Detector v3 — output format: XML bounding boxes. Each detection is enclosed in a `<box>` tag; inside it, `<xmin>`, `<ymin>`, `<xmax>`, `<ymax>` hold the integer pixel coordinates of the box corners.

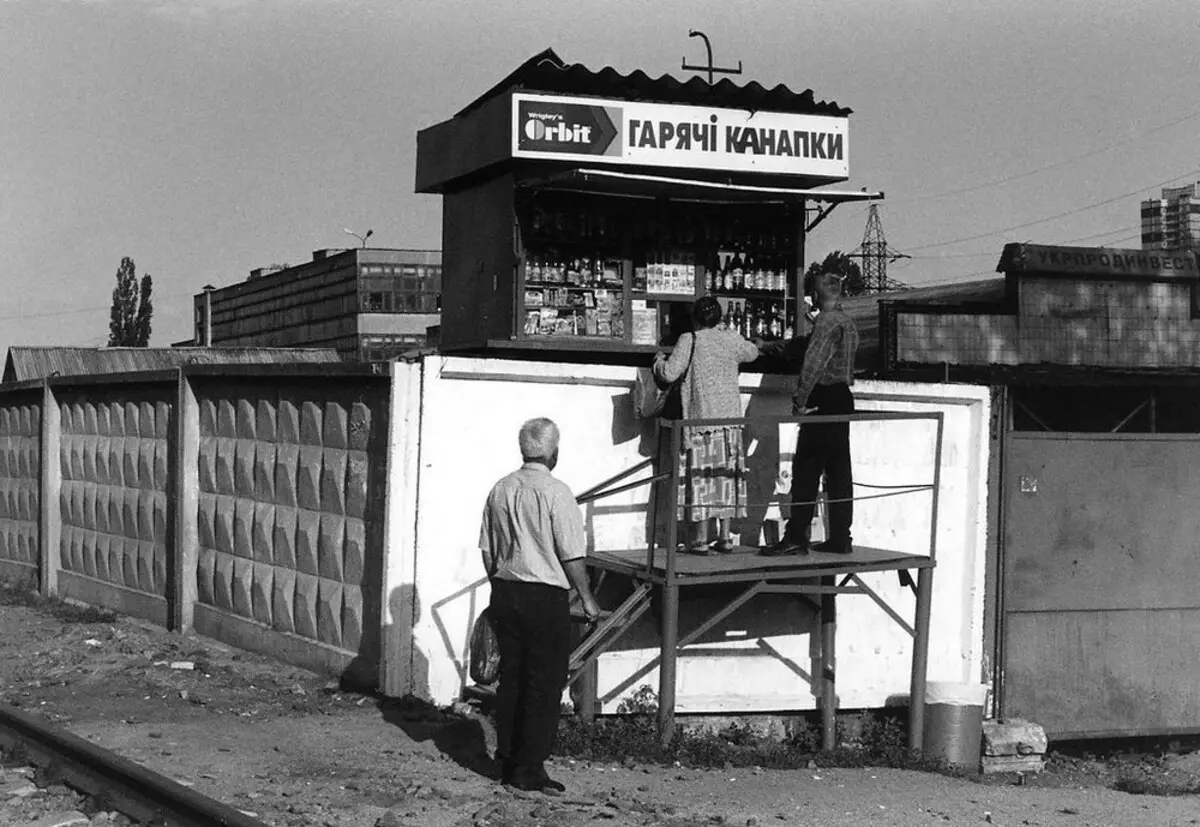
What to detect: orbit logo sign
<box><xmin>515</xmin><ymin>98</ymin><xmax>621</xmax><ymax>157</ymax></box>
<box><xmin>511</xmin><ymin>92</ymin><xmax>850</xmax><ymax>180</ymax></box>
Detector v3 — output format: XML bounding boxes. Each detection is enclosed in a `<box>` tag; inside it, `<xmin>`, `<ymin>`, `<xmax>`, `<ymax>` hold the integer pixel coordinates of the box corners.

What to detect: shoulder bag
<box><xmin>634</xmin><ymin>332</ymin><xmax>696</xmax><ymax>420</ymax></box>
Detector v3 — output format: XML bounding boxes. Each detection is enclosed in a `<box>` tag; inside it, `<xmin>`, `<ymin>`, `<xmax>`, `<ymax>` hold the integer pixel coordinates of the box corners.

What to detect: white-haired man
<box><xmin>479</xmin><ymin>417</ymin><xmax>601</xmax><ymax>793</ymax></box>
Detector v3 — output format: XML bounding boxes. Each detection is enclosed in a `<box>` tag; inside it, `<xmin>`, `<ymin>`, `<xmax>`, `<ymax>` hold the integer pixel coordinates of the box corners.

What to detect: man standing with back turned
<box><xmin>761</xmin><ymin>271</ymin><xmax>860</xmax><ymax>556</ymax></box>
<box><xmin>479</xmin><ymin>417</ymin><xmax>602</xmax><ymax>793</ymax></box>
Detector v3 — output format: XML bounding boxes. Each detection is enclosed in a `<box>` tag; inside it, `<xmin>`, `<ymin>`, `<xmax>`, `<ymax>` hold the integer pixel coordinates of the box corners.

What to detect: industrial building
<box><xmin>186</xmin><ymin>248</ymin><xmax>441</xmax><ymax>361</ymax></box>
<box><xmin>1141</xmin><ymin>182</ymin><xmax>1200</xmax><ymax>253</ymax></box>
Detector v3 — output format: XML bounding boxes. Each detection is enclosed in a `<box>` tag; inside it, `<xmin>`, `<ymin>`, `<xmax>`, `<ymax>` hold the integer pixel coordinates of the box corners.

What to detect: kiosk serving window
<box><xmin>516</xmin><ymin>189</ymin><xmax>800</xmax><ymax>346</ymax></box>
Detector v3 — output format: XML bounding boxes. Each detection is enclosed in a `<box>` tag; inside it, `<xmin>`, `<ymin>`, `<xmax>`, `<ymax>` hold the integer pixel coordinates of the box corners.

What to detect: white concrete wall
<box><xmin>383</xmin><ymin>356</ymin><xmax>990</xmax><ymax>713</ymax></box>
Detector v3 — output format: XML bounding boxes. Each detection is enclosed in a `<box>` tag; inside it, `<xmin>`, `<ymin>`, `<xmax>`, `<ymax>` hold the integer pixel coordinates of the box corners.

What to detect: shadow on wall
<box><xmin>378</xmin><ymin>583</ymin><xmax>495</xmax><ymax>779</ymax></box>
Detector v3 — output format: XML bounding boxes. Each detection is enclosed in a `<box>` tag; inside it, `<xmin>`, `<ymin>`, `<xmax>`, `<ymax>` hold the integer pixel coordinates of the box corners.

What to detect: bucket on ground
<box><xmin>922</xmin><ymin>681</ymin><xmax>988</xmax><ymax>769</ymax></box>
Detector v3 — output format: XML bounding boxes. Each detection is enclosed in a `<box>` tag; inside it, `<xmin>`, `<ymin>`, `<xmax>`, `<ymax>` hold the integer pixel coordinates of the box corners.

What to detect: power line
<box><xmin>904</xmin><ymin>168</ymin><xmax>1200</xmax><ymax>253</ymax></box>
<box><xmin>892</xmin><ymin>106</ymin><xmax>1200</xmax><ymax>205</ymax></box>
<box><xmin>0</xmin><ymin>291</ymin><xmax>193</xmax><ymax>324</ymax></box>
<box><xmin>1063</xmin><ymin>225</ymin><xmax>1142</xmax><ymax>245</ymax></box>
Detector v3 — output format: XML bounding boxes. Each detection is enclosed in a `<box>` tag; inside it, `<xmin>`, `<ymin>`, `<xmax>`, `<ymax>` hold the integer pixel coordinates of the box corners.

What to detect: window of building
<box><xmin>358</xmin><ymin>263</ymin><xmax>443</xmax><ymax>314</ymax></box>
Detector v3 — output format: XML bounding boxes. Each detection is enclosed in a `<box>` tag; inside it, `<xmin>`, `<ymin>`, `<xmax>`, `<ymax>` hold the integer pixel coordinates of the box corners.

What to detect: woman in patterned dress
<box><xmin>653</xmin><ymin>296</ymin><xmax>759</xmax><ymax>554</ymax></box>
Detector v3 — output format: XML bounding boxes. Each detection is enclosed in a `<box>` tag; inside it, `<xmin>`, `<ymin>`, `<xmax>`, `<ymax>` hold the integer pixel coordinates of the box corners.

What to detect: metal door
<box><xmin>1002</xmin><ymin>432</ymin><xmax>1200</xmax><ymax>738</ymax></box>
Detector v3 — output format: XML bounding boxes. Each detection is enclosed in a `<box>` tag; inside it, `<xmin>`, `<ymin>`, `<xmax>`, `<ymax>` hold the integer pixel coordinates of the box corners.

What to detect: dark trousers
<box><xmin>784</xmin><ymin>383</ymin><xmax>854</xmax><ymax>544</ymax></box>
<box><xmin>489</xmin><ymin>578</ymin><xmax>571</xmax><ymax>778</ymax></box>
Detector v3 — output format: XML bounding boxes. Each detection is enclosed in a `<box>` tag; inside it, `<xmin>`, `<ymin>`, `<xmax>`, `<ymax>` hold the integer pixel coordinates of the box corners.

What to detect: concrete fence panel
<box><xmin>189</xmin><ymin>375</ymin><xmax>390</xmax><ymax>686</ymax></box>
<box><xmin>0</xmin><ymin>395</ymin><xmax>41</xmax><ymax>591</ymax></box>
<box><xmin>55</xmin><ymin>386</ymin><xmax>173</xmax><ymax>625</ymax></box>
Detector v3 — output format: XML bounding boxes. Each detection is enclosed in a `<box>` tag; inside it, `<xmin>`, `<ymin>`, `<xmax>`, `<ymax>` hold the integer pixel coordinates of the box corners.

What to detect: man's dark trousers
<box><xmin>783</xmin><ymin>383</ymin><xmax>854</xmax><ymax>545</ymax></box>
<box><xmin>489</xmin><ymin>578</ymin><xmax>571</xmax><ymax>781</ymax></box>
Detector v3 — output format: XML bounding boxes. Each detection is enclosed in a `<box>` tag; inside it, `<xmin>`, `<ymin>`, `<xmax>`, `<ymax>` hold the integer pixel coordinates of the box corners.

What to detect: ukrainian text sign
<box><xmin>1006</xmin><ymin>244</ymin><xmax>1198</xmax><ymax>280</ymax></box>
<box><xmin>512</xmin><ymin>92</ymin><xmax>849</xmax><ymax>180</ymax></box>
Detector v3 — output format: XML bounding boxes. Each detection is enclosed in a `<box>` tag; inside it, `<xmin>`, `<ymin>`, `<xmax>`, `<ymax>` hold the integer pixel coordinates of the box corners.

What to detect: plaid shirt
<box><xmin>793</xmin><ymin>306</ymin><xmax>858</xmax><ymax>412</ymax></box>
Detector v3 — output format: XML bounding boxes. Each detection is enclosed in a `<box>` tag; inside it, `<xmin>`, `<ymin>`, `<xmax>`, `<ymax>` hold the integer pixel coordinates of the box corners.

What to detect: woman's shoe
<box><xmin>688</xmin><ymin>542</ymin><xmax>713</xmax><ymax>556</ymax></box>
<box><xmin>713</xmin><ymin>538</ymin><xmax>736</xmax><ymax>554</ymax></box>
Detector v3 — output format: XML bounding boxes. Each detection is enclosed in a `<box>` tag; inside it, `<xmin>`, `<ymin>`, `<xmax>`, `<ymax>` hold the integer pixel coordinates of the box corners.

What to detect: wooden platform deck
<box><xmin>589</xmin><ymin>544</ymin><xmax>933</xmax><ymax>584</ymax></box>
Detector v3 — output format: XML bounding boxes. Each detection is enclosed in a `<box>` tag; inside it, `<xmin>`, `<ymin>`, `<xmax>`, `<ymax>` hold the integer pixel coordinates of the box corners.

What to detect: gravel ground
<box><xmin>1</xmin><ymin>587</ymin><xmax>1199</xmax><ymax>827</ymax></box>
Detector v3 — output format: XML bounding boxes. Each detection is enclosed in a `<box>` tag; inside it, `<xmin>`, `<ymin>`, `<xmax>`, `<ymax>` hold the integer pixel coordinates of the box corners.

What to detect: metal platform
<box><xmin>589</xmin><ymin>544</ymin><xmax>933</xmax><ymax>583</ymax></box>
<box><xmin>569</xmin><ymin>411</ymin><xmax>944</xmax><ymax>752</ymax></box>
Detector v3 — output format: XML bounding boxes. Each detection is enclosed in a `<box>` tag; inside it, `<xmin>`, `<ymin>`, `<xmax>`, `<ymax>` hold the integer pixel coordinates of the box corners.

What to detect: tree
<box><xmin>804</xmin><ymin>251</ymin><xmax>867</xmax><ymax>298</ymax></box>
<box><xmin>108</xmin><ymin>257</ymin><xmax>153</xmax><ymax>347</ymax></box>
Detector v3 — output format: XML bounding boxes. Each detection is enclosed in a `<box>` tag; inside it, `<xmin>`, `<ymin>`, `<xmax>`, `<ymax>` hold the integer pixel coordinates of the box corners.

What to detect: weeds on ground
<box><xmin>0</xmin><ymin>585</ymin><xmax>117</xmax><ymax>624</ymax></box>
<box><xmin>1111</xmin><ymin>773</ymin><xmax>1200</xmax><ymax>796</ymax></box>
<box><xmin>556</xmin><ymin>685</ymin><xmax>966</xmax><ymax>778</ymax></box>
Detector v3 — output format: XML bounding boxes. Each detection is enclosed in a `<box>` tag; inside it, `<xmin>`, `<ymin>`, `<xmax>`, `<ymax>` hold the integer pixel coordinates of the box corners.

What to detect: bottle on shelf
<box><xmin>528</xmin><ymin>253</ymin><xmax>543</xmax><ymax>284</ymax></box>
<box><xmin>706</xmin><ymin>251</ymin><xmax>718</xmax><ymax>294</ymax></box>
<box><xmin>731</xmin><ymin>251</ymin><xmax>745</xmax><ymax>294</ymax></box>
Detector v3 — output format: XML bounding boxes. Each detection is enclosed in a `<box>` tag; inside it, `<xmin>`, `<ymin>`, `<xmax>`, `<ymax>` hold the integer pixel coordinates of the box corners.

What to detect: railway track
<box><xmin>0</xmin><ymin>703</ymin><xmax>267</xmax><ymax>827</ymax></box>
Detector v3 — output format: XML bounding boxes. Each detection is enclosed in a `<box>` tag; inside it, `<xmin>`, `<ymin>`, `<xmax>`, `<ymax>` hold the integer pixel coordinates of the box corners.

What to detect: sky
<box><xmin>3</xmin><ymin>0</ymin><xmax>1199</xmax><ymax>355</ymax></box>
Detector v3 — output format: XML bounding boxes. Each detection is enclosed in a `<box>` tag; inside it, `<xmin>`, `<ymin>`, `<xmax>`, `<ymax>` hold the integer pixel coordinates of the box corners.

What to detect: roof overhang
<box><xmin>519</xmin><ymin>168</ymin><xmax>881</xmax><ymax>205</ymax></box>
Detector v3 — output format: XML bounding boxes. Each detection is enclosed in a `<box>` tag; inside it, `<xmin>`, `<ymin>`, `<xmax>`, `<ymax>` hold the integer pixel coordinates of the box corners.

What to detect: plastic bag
<box><xmin>468</xmin><ymin>608</ymin><xmax>500</xmax><ymax>685</ymax></box>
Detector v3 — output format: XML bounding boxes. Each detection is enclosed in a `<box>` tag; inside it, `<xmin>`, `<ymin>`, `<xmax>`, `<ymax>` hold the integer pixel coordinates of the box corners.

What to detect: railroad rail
<box><xmin>0</xmin><ymin>703</ymin><xmax>266</xmax><ymax>827</ymax></box>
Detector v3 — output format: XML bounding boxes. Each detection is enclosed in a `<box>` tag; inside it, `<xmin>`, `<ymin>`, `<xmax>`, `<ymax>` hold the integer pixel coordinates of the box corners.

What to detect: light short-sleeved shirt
<box><xmin>478</xmin><ymin>462</ymin><xmax>586</xmax><ymax>589</ymax></box>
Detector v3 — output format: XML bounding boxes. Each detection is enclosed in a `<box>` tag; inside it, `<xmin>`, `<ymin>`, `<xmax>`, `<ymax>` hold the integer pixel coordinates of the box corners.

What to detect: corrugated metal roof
<box><xmin>458</xmin><ymin>48</ymin><xmax>851</xmax><ymax>119</ymax></box>
<box><xmin>3</xmin><ymin>346</ymin><xmax>342</xmax><ymax>383</ymax></box>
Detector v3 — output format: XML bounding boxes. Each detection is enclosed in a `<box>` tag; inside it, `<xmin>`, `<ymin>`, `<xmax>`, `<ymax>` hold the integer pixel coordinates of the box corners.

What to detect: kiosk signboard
<box><xmin>512</xmin><ymin>92</ymin><xmax>850</xmax><ymax>180</ymax></box>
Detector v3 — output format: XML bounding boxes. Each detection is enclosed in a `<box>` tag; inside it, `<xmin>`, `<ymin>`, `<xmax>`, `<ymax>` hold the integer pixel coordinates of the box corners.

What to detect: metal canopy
<box><xmin>524</xmin><ymin>167</ymin><xmax>883</xmax><ymax>205</ymax></box>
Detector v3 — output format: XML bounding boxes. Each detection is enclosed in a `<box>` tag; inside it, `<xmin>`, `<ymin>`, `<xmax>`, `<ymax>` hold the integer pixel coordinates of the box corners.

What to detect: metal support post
<box><xmin>658</xmin><ymin>580</ymin><xmax>680</xmax><ymax>748</ymax></box>
<box><xmin>658</xmin><ymin>424</ymin><xmax>682</xmax><ymax>748</ymax></box>
<box><xmin>793</xmin><ymin>202</ymin><xmax>808</xmax><ymax>336</ymax></box>
<box><xmin>574</xmin><ymin>621</ymin><xmax>599</xmax><ymax>723</ymax></box>
<box><xmin>908</xmin><ymin>566</ymin><xmax>934</xmax><ymax>752</ymax></box>
<box><xmin>820</xmin><ymin>575</ymin><xmax>837</xmax><ymax>751</ymax></box>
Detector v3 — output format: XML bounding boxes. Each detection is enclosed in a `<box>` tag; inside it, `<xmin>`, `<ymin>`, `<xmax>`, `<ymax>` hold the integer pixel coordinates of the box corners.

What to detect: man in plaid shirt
<box><xmin>761</xmin><ymin>271</ymin><xmax>860</xmax><ymax>556</ymax></box>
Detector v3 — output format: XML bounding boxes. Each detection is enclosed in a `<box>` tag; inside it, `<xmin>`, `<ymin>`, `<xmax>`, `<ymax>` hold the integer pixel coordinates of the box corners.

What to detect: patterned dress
<box><xmin>652</xmin><ymin>327</ymin><xmax>760</xmax><ymax>521</ymax></box>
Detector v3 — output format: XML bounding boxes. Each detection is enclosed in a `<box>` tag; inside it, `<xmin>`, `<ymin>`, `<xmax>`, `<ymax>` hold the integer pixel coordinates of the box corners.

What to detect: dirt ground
<box><xmin>1</xmin><ymin>588</ymin><xmax>1199</xmax><ymax>827</ymax></box>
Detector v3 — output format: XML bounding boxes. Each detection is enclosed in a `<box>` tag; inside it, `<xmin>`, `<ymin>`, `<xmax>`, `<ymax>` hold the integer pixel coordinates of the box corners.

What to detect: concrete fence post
<box><xmin>172</xmin><ymin>370</ymin><xmax>200</xmax><ymax>632</ymax></box>
<box><xmin>381</xmin><ymin>360</ymin><xmax>424</xmax><ymax>697</ymax></box>
<box><xmin>38</xmin><ymin>381</ymin><xmax>61</xmax><ymax>598</ymax></box>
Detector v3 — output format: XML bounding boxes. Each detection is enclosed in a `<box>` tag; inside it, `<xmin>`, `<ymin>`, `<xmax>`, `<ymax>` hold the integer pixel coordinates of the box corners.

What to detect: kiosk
<box><xmin>415</xmin><ymin>48</ymin><xmax>880</xmax><ymax>357</ymax></box>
